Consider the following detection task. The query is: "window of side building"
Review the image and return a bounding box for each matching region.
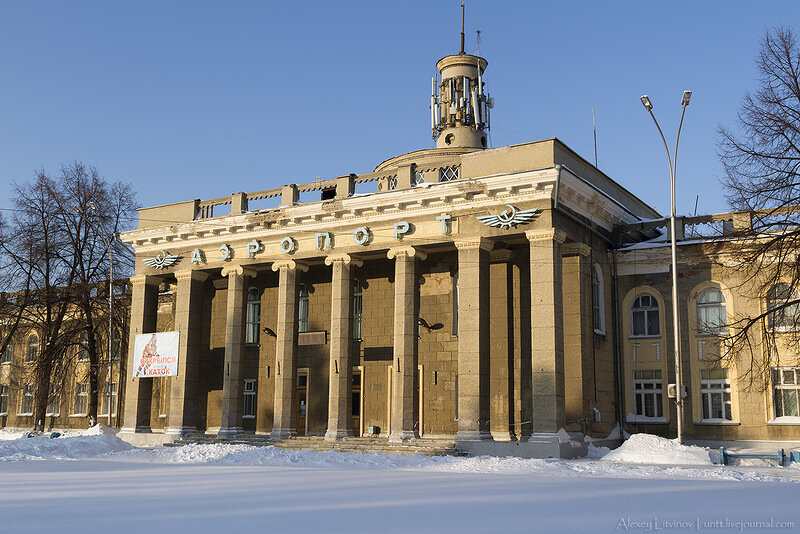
[245,287,261,345]
[767,283,800,333]
[19,384,34,415]
[1,339,12,364]
[772,368,800,419]
[0,384,8,415]
[101,382,117,417]
[25,334,38,363]
[633,370,663,419]
[73,382,88,415]
[700,369,732,421]
[631,294,660,337]
[696,288,727,335]
[46,385,60,417]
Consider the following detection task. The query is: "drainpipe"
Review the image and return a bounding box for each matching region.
[612,249,626,442]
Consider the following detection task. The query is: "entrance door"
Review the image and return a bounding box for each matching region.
[351,368,362,435]
[296,371,308,436]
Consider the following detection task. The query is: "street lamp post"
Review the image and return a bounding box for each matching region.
[640,90,692,444]
[87,203,116,427]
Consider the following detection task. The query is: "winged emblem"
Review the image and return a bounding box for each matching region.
[476,205,541,229]
[143,250,182,270]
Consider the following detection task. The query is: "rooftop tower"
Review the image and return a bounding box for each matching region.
[431,5,493,149]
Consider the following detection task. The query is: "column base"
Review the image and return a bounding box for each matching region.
[119,425,152,434]
[454,429,492,443]
[490,430,515,442]
[270,427,297,441]
[217,427,244,439]
[165,426,198,438]
[388,430,418,443]
[324,428,354,442]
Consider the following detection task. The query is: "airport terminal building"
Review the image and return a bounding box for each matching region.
[3,42,799,457]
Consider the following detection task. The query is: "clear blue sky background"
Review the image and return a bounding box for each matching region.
[2,1,799,225]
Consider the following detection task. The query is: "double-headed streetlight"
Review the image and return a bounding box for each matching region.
[74,202,117,426]
[640,90,692,444]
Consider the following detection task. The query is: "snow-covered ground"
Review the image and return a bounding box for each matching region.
[0,428,797,533]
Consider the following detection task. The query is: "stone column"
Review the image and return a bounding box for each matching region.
[489,248,514,441]
[166,271,208,437]
[324,253,362,441]
[455,239,492,442]
[387,246,426,442]
[120,275,160,434]
[270,260,308,440]
[527,229,567,435]
[562,243,593,430]
[218,265,257,438]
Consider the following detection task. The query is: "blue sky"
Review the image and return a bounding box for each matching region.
[1,1,799,224]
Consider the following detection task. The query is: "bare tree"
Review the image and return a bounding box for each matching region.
[54,163,137,425]
[718,26,800,388]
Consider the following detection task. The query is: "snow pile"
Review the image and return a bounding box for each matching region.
[0,425,132,461]
[601,433,712,465]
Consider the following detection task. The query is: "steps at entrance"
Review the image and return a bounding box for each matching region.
[166,434,465,456]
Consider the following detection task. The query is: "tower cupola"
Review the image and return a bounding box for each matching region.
[430,9,493,149]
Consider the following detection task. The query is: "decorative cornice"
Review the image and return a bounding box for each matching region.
[562,242,591,257]
[324,253,364,267]
[454,238,494,252]
[220,265,257,278]
[525,228,567,244]
[387,246,427,261]
[271,260,309,273]
[175,271,210,282]
[129,275,162,286]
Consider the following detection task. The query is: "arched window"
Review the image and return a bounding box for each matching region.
[631,293,660,337]
[298,284,309,333]
[696,288,727,335]
[245,287,261,345]
[767,283,800,332]
[592,264,605,334]
[353,279,363,341]
[25,334,38,363]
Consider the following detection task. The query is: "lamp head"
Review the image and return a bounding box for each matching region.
[640,95,653,111]
[681,90,692,106]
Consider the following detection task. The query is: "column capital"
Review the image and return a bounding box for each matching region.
[174,270,210,282]
[562,242,591,257]
[324,253,363,267]
[525,228,567,244]
[387,246,427,261]
[220,265,257,278]
[454,238,494,252]
[129,274,162,286]
[271,259,309,273]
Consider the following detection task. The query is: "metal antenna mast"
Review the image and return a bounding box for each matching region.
[460,4,465,53]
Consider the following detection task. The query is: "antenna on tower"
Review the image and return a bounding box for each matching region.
[592,106,598,167]
[476,30,481,56]
[460,4,465,54]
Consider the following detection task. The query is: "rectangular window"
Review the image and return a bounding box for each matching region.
[73,382,88,415]
[111,338,122,361]
[77,333,89,361]
[243,379,256,419]
[439,165,460,182]
[46,385,60,416]
[353,280,363,341]
[20,384,34,414]
[245,288,261,345]
[1,341,11,364]
[0,385,8,414]
[773,368,800,418]
[101,382,117,416]
[298,284,309,333]
[633,370,663,418]
[700,369,732,421]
